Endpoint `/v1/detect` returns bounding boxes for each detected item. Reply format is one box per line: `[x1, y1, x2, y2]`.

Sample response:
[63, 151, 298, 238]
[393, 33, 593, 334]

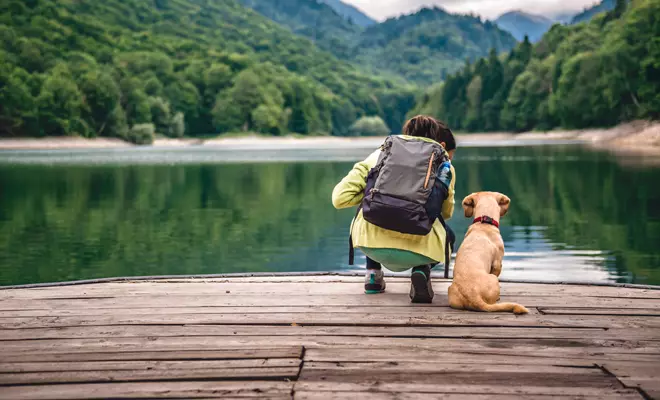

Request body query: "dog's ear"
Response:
[498, 194, 511, 217]
[462, 194, 476, 218]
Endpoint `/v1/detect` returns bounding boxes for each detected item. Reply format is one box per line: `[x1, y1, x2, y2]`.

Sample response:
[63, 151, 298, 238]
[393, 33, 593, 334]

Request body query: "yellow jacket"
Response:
[331, 135, 456, 263]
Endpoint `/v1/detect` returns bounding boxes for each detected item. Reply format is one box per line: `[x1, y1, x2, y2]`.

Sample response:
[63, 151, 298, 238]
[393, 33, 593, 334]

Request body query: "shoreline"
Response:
[0, 121, 658, 155]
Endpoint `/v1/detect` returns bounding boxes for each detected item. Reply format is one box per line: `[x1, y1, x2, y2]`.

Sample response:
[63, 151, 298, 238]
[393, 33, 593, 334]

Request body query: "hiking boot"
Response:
[364, 269, 386, 294]
[409, 266, 434, 303]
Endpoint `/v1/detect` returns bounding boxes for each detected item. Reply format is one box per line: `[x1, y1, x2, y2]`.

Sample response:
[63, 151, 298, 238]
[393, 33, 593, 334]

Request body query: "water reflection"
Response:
[0, 145, 658, 286]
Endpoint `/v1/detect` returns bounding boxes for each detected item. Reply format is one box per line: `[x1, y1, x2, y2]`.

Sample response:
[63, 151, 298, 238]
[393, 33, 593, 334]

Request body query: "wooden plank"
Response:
[5, 309, 660, 329]
[2, 336, 658, 355]
[0, 358, 300, 373]
[541, 307, 660, 316]
[600, 362, 660, 400]
[294, 382, 639, 397]
[0, 381, 293, 399]
[4, 279, 658, 298]
[295, 391, 643, 400]
[0, 365, 300, 385]
[1, 305, 547, 317]
[0, 347, 302, 363]
[2, 294, 656, 309]
[302, 361, 602, 375]
[304, 347, 660, 365]
[1, 324, 657, 342]
[299, 368, 616, 388]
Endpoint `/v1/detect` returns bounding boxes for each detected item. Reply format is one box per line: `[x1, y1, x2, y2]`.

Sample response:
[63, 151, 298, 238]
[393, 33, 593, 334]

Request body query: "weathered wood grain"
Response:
[1, 294, 656, 310]
[0, 347, 302, 363]
[295, 392, 643, 400]
[0, 381, 293, 399]
[4, 309, 660, 330]
[2, 324, 658, 342]
[0, 277, 657, 400]
[3, 279, 658, 298]
[294, 382, 640, 397]
[541, 307, 660, 316]
[304, 347, 660, 365]
[0, 358, 300, 373]
[0, 365, 301, 385]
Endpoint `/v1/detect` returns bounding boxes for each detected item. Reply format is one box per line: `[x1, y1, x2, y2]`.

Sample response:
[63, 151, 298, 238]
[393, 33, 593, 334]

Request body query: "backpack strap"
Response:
[437, 217, 456, 279]
[348, 204, 363, 266]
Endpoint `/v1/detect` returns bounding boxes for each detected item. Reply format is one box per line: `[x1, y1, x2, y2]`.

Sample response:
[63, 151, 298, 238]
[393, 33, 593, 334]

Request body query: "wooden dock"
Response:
[0, 275, 658, 399]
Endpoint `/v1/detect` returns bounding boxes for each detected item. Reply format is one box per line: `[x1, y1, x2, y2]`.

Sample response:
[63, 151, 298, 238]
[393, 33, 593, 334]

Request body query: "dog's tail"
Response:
[474, 298, 529, 315]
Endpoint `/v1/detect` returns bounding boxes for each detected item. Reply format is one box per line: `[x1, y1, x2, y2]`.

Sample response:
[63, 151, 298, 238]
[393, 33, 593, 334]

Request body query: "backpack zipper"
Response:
[423, 152, 435, 189]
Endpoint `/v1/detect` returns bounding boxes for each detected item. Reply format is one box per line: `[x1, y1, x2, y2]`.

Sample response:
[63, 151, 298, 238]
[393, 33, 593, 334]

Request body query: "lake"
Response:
[1, 144, 659, 286]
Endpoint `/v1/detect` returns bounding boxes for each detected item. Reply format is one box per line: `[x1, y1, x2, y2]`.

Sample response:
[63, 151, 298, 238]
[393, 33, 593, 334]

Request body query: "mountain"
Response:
[571, 0, 616, 23]
[236, 0, 360, 58]
[356, 7, 518, 84]
[550, 12, 577, 24]
[320, 0, 376, 27]
[495, 11, 555, 42]
[239, 3, 517, 84]
[0, 0, 414, 140]
[413, 0, 659, 132]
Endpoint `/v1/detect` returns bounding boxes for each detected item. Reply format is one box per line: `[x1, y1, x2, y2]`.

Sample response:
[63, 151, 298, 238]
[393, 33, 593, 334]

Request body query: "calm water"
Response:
[1, 145, 659, 286]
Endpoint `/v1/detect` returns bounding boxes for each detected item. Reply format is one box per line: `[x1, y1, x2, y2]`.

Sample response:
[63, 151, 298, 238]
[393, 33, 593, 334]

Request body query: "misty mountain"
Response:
[238, 2, 517, 84]
[356, 7, 517, 83]
[495, 11, 555, 42]
[320, 0, 376, 27]
[236, 0, 360, 58]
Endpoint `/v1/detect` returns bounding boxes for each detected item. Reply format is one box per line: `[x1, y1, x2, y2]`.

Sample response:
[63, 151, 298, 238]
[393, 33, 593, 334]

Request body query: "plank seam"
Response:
[0, 323, 612, 330]
[292, 346, 305, 399]
[597, 364, 653, 400]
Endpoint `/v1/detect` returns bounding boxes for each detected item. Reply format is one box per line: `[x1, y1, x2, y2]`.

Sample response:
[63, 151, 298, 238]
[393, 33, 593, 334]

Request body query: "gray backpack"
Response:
[349, 136, 455, 276]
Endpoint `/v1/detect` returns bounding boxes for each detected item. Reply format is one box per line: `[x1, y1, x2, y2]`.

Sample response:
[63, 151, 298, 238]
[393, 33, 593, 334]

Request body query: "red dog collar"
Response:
[473, 216, 499, 228]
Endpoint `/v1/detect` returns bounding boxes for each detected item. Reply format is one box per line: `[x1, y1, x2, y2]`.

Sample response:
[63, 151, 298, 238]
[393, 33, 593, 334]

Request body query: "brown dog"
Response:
[448, 192, 529, 314]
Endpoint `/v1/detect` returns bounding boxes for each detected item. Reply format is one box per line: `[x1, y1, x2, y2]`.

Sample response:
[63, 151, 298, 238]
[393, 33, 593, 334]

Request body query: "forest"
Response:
[0, 0, 416, 143]
[0, 0, 658, 142]
[414, 0, 660, 132]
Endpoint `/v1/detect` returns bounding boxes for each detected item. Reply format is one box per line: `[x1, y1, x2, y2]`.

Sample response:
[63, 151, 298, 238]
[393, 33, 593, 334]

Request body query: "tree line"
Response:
[0, 0, 416, 143]
[414, 0, 659, 132]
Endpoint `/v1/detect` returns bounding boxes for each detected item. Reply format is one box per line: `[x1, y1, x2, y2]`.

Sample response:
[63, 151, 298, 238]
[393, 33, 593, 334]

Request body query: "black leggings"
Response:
[364, 224, 454, 273]
[366, 257, 435, 273]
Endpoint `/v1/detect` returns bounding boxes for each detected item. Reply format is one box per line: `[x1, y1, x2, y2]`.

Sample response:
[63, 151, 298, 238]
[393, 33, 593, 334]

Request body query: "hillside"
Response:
[356, 8, 517, 84]
[495, 11, 555, 42]
[320, 0, 375, 27]
[413, 0, 659, 132]
[239, 3, 517, 84]
[572, 0, 616, 23]
[237, 0, 360, 58]
[0, 0, 415, 141]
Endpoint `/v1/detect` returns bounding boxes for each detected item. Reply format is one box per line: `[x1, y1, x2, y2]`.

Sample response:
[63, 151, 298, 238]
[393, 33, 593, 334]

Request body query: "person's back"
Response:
[332, 115, 457, 303]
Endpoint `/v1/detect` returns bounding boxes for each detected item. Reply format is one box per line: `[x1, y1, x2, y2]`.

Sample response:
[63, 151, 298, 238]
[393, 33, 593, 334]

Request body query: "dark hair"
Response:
[402, 115, 456, 151]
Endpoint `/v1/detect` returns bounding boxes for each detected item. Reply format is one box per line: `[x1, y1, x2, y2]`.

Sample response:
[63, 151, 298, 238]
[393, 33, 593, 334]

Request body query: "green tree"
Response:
[204, 63, 233, 99]
[252, 103, 284, 135]
[148, 96, 172, 134]
[0, 65, 38, 136]
[79, 69, 122, 137]
[168, 112, 185, 138]
[348, 116, 390, 136]
[36, 67, 84, 136]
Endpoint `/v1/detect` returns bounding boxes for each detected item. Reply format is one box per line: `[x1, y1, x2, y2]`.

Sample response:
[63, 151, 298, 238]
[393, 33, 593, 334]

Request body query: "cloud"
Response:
[343, 0, 600, 20]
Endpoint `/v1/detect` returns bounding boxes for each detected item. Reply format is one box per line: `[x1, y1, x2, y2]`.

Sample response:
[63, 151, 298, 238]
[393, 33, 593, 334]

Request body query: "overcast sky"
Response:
[341, 0, 601, 20]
